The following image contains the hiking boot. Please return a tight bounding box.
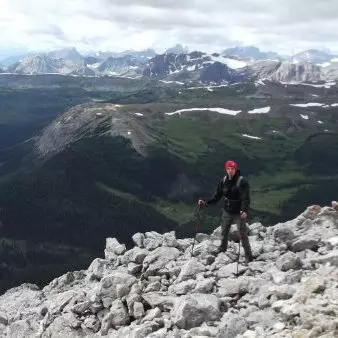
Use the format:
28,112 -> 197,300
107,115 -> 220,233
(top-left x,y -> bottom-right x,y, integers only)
218,242 -> 228,253
218,239 -> 228,253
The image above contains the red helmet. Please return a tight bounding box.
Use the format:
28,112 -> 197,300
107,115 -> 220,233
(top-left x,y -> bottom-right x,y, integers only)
224,160 -> 238,170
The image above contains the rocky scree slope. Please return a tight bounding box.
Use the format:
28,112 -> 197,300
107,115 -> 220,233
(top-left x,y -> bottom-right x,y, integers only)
0,202 -> 338,337
34,102 -> 154,160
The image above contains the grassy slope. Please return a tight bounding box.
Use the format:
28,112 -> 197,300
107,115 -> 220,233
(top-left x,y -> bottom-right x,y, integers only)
1,79 -> 338,293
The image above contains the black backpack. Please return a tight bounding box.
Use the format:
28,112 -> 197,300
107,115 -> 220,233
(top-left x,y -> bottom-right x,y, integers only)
223,175 -> 244,189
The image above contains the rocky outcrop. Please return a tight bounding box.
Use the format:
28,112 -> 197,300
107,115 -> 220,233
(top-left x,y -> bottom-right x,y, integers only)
96,56 -> 145,77
247,60 -> 324,82
8,55 -> 95,76
0,202 -> 338,337
143,52 -> 246,84
4,50 -> 338,84
35,102 -> 154,159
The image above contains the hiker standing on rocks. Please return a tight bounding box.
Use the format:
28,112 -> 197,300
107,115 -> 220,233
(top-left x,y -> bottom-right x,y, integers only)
198,160 -> 254,262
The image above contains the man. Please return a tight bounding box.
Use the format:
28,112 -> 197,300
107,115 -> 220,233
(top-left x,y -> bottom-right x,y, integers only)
198,160 -> 253,262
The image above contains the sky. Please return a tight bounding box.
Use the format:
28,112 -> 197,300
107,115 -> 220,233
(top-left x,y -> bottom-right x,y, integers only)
1,0 -> 338,57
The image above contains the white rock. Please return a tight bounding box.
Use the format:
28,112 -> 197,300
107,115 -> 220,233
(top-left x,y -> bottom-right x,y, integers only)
171,293 -> 221,329
309,250 -> 338,267
105,237 -> 126,259
133,301 -> 145,319
168,280 -> 196,295
276,251 -> 303,271
176,258 -> 205,282
132,232 -> 145,247
142,247 -> 181,277
162,231 -> 179,247
1,201 -> 338,338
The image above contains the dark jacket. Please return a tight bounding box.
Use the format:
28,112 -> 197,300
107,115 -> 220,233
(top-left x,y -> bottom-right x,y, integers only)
206,170 -> 250,214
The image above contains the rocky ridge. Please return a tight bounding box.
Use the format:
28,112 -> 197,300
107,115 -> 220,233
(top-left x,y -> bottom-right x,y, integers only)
7,55 -> 95,76
0,202 -> 338,337
5,51 -> 338,84
35,103 -> 154,159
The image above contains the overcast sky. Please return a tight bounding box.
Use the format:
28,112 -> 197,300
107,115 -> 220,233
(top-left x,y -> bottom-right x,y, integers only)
1,0 -> 338,56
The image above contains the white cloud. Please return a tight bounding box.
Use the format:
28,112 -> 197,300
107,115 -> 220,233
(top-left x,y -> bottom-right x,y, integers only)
1,0 -> 338,55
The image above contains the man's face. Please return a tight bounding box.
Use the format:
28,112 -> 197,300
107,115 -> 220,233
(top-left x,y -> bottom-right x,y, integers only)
226,166 -> 236,178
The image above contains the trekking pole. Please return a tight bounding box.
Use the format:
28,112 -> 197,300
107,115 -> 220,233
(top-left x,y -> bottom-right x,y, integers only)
236,236 -> 241,275
191,205 -> 201,256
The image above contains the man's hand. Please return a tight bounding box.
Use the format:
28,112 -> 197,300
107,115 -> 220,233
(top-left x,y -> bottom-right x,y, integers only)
198,199 -> 207,207
240,211 -> 248,220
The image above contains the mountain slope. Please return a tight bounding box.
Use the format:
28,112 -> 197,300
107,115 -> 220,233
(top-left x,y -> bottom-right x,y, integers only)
1,79 -> 338,295
291,49 -> 336,64
8,55 -> 95,75
3,46 -> 338,84
246,60 -> 324,82
0,201 -> 337,337
47,47 -> 82,60
223,45 -> 282,61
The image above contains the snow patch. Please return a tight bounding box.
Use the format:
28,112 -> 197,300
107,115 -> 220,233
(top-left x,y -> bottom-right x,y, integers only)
88,62 -> 101,69
301,82 -> 335,88
186,84 -> 229,90
242,134 -> 262,140
248,107 -> 270,114
208,55 -> 247,69
159,80 -> 184,85
290,103 -> 324,107
169,69 -> 180,75
318,120 -> 324,124
186,65 -> 196,71
134,113 -> 144,116
255,79 -> 266,86
300,114 -> 309,120
165,107 -> 242,116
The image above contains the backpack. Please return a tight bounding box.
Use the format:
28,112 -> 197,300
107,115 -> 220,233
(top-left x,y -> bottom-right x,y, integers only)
223,175 -> 244,189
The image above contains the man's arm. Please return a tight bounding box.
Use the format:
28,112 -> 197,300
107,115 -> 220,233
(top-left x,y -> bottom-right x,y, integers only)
240,178 -> 250,212
206,180 -> 223,205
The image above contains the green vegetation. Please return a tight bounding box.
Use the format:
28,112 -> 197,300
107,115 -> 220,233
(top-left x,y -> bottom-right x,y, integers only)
1,76 -> 338,293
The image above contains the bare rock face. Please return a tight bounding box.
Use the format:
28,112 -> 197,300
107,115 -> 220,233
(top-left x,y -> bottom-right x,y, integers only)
34,102 -> 154,159
0,202 -> 338,337
7,55 -> 95,76
247,60 -> 324,82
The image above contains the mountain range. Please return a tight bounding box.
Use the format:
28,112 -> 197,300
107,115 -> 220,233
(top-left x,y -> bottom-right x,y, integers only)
1,41 -> 338,302
1,45 -> 338,84
1,71 -> 338,295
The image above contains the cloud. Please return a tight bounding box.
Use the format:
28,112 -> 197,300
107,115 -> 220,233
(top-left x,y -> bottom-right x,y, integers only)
1,0 -> 338,55
24,24 -> 66,40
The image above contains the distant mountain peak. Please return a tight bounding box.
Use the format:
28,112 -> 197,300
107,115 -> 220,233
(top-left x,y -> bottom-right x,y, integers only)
291,49 -> 336,64
47,47 -> 82,60
223,45 -> 283,61
165,44 -> 189,55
